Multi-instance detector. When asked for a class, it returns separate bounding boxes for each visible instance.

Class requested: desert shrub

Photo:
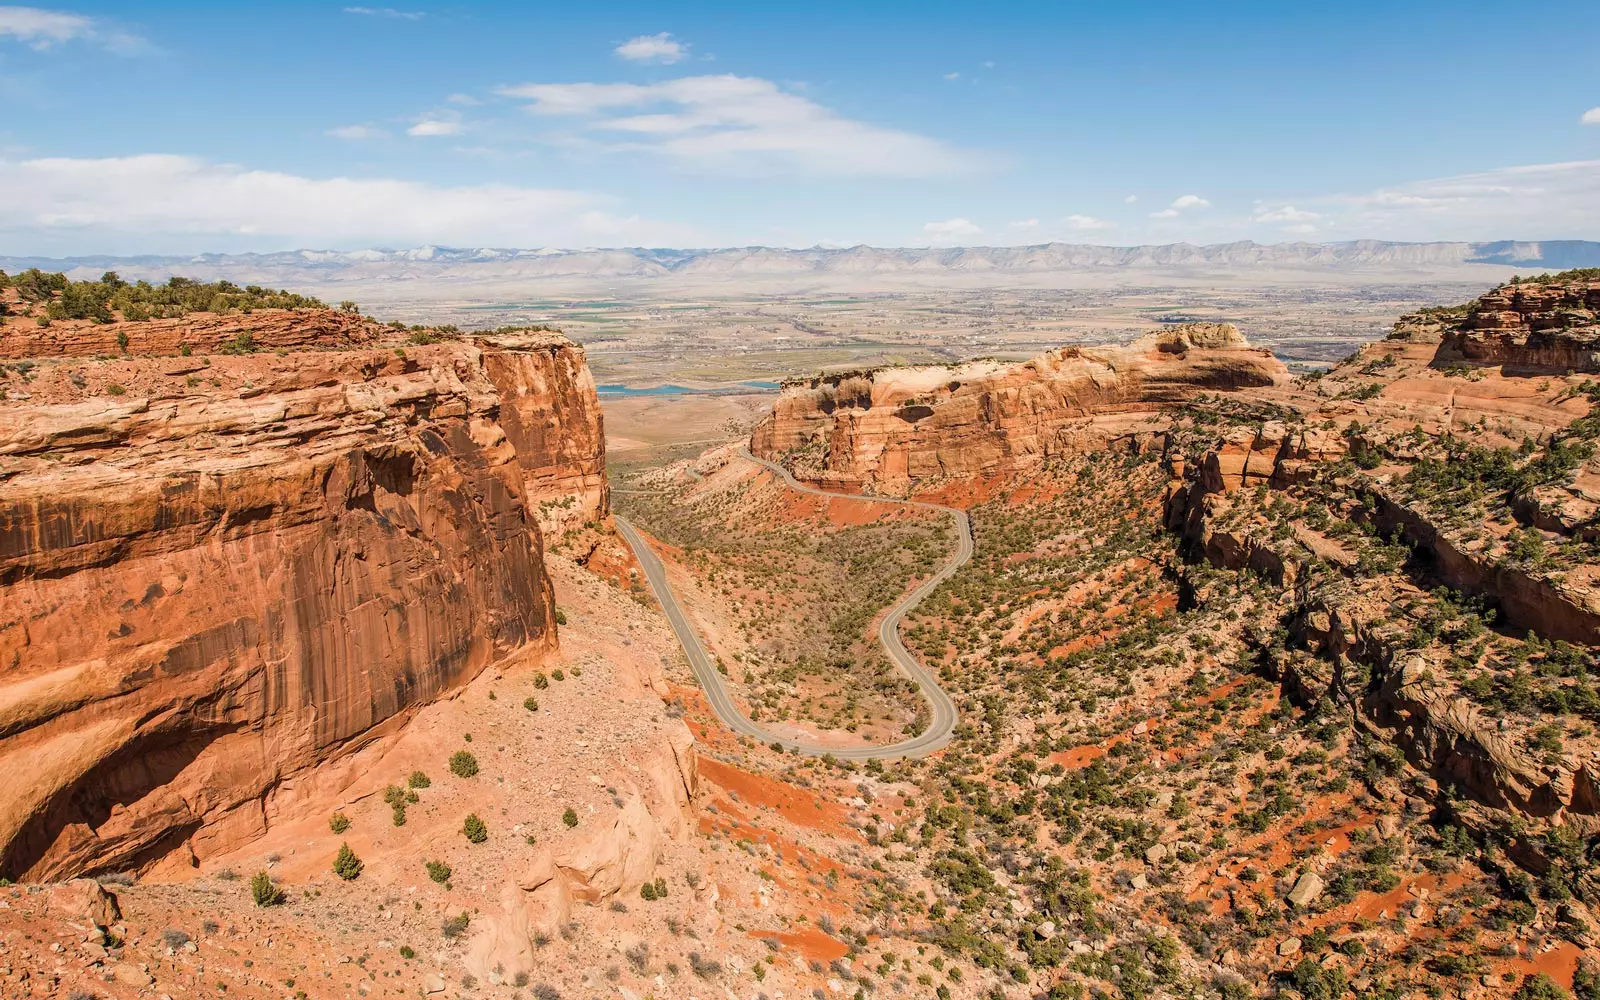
[533,672,549,689]
[551,669,566,681]
[1513,974,1570,1000]
[525,696,539,711]
[463,813,488,844]
[563,807,579,828]
[442,912,470,938]
[250,871,284,907]
[408,770,430,789]
[449,750,479,778]
[399,945,415,960]
[329,812,350,834]
[426,860,452,883]
[333,843,363,881]
[162,928,191,949]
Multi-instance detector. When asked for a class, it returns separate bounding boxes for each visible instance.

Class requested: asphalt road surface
[614,448,968,760]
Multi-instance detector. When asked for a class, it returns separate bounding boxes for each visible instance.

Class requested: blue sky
[1,0,1598,253]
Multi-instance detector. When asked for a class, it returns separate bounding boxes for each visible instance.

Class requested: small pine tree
[329,812,350,834]
[426,860,452,884]
[463,813,488,844]
[449,750,479,778]
[333,842,363,881]
[250,871,283,907]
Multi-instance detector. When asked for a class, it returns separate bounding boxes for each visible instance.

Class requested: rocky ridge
[750,322,1286,493]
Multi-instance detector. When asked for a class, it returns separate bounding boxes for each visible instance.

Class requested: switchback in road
[614,448,968,760]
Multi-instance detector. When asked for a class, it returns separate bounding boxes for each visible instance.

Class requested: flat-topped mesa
[1426,270,1600,373]
[750,322,1286,492]
[0,310,607,881]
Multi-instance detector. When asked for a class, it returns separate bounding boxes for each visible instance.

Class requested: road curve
[614,447,969,760]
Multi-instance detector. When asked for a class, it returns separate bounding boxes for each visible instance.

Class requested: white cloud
[0,153,693,250]
[326,124,389,140]
[1064,214,1112,231]
[1252,204,1320,223]
[943,72,960,81]
[1312,159,1600,240]
[1123,194,1138,204]
[499,74,986,178]
[407,119,462,137]
[923,218,982,245]
[1151,193,1210,218]
[615,32,687,64]
[0,5,144,52]
[343,6,424,19]
[1007,218,1039,229]
[1584,107,1600,125]
[446,93,481,106]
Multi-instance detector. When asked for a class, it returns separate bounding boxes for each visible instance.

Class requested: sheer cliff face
[0,323,606,880]
[750,323,1286,491]
[481,335,609,531]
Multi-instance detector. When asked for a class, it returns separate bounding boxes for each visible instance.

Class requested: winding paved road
[614,447,969,760]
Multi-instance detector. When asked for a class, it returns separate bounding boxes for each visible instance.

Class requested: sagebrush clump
[449,750,479,778]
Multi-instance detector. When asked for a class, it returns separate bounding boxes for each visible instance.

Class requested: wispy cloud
[1151,193,1210,218]
[500,74,988,178]
[923,218,981,245]
[0,5,146,53]
[1583,107,1600,126]
[1064,214,1112,231]
[407,118,462,137]
[943,71,960,81]
[614,32,687,64]
[343,6,424,20]
[1252,205,1319,224]
[0,153,692,249]
[326,124,389,140]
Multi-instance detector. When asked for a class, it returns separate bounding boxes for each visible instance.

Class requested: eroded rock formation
[0,315,608,881]
[750,323,1286,492]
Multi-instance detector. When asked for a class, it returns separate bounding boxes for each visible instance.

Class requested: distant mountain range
[3,240,1595,297]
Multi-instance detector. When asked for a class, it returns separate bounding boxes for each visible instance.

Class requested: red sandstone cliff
[749,323,1286,492]
[0,313,608,880]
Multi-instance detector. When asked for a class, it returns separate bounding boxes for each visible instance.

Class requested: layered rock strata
[0,318,608,880]
[750,323,1286,492]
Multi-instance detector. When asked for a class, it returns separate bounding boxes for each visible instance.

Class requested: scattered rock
[113,962,153,987]
[1277,937,1302,957]
[1286,871,1325,908]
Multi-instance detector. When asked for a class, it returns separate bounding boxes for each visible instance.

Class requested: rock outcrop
[1432,275,1600,373]
[750,323,1285,492]
[0,315,608,881]
[481,334,609,531]
[464,723,699,982]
